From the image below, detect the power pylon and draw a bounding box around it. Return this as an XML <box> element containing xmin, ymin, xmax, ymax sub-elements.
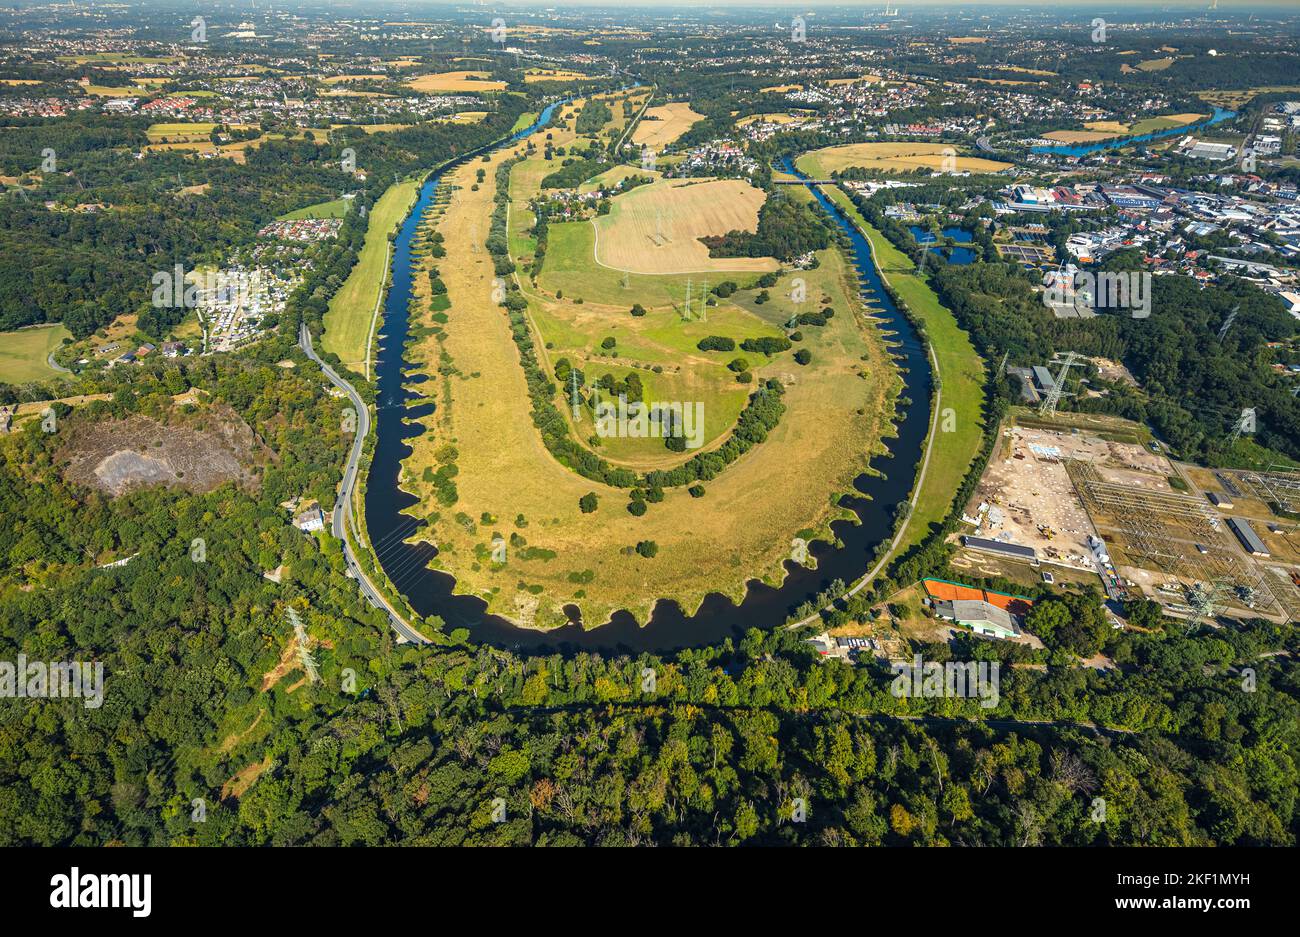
<box><xmin>285</xmin><ymin>606</ymin><xmax>319</xmax><ymax>684</ymax></box>
<box><xmin>1038</xmin><ymin>351</ymin><xmax>1079</xmax><ymax>417</ymax></box>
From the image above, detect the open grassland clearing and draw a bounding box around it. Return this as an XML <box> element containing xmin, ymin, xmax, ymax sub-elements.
<box><xmin>631</xmin><ymin>102</ymin><xmax>705</xmax><ymax>148</ymax></box>
<box><xmin>278</xmin><ymin>197</ymin><xmax>351</xmax><ymax>220</ymax></box>
<box><xmin>821</xmin><ymin>185</ymin><xmax>986</xmax><ymax>560</ymax></box>
<box><xmin>323</xmin><ymin>178</ymin><xmax>420</xmax><ymax>373</ymax></box>
<box><xmin>578</xmin><ymin>164</ymin><xmax>661</xmax><ymax>194</ymax></box>
<box><xmin>405</xmin><ymin>70</ymin><xmax>507</xmax><ymax>93</ymax></box>
<box><xmin>1198</xmin><ymin>86</ymin><xmax>1300</xmax><ymax>108</ymax></box>
<box><xmin>590</xmin><ymin>178</ymin><xmax>779</xmax><ymax>275</ymax></box>
<box><xmin>505</xmin><ymin>126</ymin><xmax>773</xmax><ymax>464</ymax></box>
<box><xmin>396</xmin><ymin>122</ymin><xmax>897</xmax><ymax>630</ymax></box>
<box><xmin>0</xmin><ymin>324</ymin><xmax>72</xmax><ymax>384</ymax></box>
<box><xmin>797</xmin><ymin>142</ymin><xmax>1011</xmax><ymax>176</ymax></box>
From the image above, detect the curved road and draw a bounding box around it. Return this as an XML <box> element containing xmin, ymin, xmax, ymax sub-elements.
<box><xmin>299</xmin><ymin>322</ymin><xmax>432</xmax><ymax>645</ymax></box>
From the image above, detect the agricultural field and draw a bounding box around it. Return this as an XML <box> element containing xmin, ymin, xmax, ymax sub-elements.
<box><xmin>145</xmin><ymin>122</ymin><xmax>217</xmax><ymax>142</ymax></box>
<box><xmin>0</xmin><ymin>324</ymin><xmax>73</xmax><ymax>384</ymax></box>
<box><xmin>404</xmin><ymin>70</ymin><xmax>507</xmax><ymax>93</ymax></box>
<box><xmin>590</xmin><ymin>178</ymin><xmax>780</xmax><ymax>275</ymax></box>
<box><xmin>736</xmin><ymin>112</ymin><xmax>803</xmax><ymax>127</ymax></box>
<box><xmin>322</xmin><ymin>178</ymin><xmax>420</xmax><ymax>374</ymax></box>
<box><xmin>797</xmin><ymin>142</ymin><xmax>1011</xmax><ymax>176</ymax></box>
<box><xmin>631</xmin><ymin>102</ymin><xmax>705</xmax><ymax>148</ymax></box>
<box><xmin>396</xmin><ymin>95</ymin><xmax>899</xmax><ymax>630</ymax></box>
<box><xmin>524</xmin><ymin>68</ymin><xmax>594</xmax><ymax>83</ymax></box>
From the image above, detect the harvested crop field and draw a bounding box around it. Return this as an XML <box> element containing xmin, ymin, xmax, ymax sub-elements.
<box><xmin>58</xmin><ymin>405</ymin><xmax>263</xmax><ymax>496</ymax></box>
<box><xmin>631</xmin><ymin>102</ymin><xmax>704</xmax><ymax>148</ymax></box>
<box><xmin>591</xmin><ymin>178</ymin><xmax>779</xmax><ymax>275</ymax></box>
<box><xmin>404</xmin><ymin>70</ymin><xmax>506</xmax><ymax>92</ymax></box>
<box><xmin>799</xmin><ymin>143</ymin><xmax>1011</xmax><ymax>176</ymax></box>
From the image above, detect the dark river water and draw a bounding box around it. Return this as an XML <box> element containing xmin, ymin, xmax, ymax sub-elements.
<box><xmin>361</xmin><ymin>124</ymin><xmax>934</xmax><ymax>653</ymax></box>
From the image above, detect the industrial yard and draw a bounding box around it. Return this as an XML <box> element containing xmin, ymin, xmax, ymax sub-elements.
<box><xmin>958</xmin><ymin>409</ymin><xmax>1300</xmax><ymax>624</ymax></box>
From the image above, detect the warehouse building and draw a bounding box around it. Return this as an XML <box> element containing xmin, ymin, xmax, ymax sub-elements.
<box><xmin>1227</xmin><ymin>517</ymin><xmax>1270</xmax><ymax>557</ymax></box>
<box><xmin>961</xmin><ymin>536</ymin><xmax>1037</xmax><ymax>561</ymax></box>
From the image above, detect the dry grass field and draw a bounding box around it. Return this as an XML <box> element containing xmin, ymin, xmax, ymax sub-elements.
<box><xmin>799</xmin><ymin>142</ymin><xmax>1011</xmax><ymax>176</ymax></box>
<box><xmin>736</xmin><ymin>112</ymin><xmax>803</xmax><ymax>127</ymax></box>
<box><xmin>524</xmin><ymin>68</ymin><xmax>593</xmax><ymax>83</ymax></box>
<box><xmin>1043</xmin><ymin>129</ymin><xmax>1124</xmax><ymax>143</ymax></box>
<box><xmin>631</xmin><ymin>102</ymin><xmax>705</xmax><ymax>148</ymax></box>
<box><xmin>392</xmin><ymin>93</ymin><xmax>898</xmax><ymax>630</ymax></box>
<box><xmin>591</xmin><ymin>179</ymin><xmax>779</xmax><ymax>275</ymax></box>
<box><xmin>404</xmin><ymin>70</ymin><xmax>507</xmax><ymax>93</ymax></box>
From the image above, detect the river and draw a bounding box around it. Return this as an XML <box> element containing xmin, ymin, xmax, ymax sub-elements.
<box><xmin>1031</xmin><ymin>106</ymin><xmax>1237</xmax><ymax>157</ymax></box>
<box><xmin>361</xmin><ymin>120</ymin><xmax>934</xmax><ymax>653</ymax></box>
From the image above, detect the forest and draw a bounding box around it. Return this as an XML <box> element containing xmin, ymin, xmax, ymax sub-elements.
<box><xmin>0</xmin><ymin>330</ymin><xmax>1296</xmax><ymax>845</ymax></box>
<box><xmin>0</xmin><ymin>102</ymin><xmax>526</xmax><ymax>338</ymax></box>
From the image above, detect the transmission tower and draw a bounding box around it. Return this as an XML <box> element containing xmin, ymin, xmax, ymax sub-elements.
<box><xmin>1217</xmin><ymin>305</ymin><xmax>1239</xmax><ymax>342</ymax></box>
<box><xmin>570</xmin><ymin>369</ymin><xmax>582</xmax><ymax>420</ymax></box>
<box><xmin>1186</xmin><ymin>578</ymin><xmax>1231</xmax><ymax>628</ymax></box>
<box><xmin>996</xmin><ymin>350</ymin><xmax>1009</xmax><ymax>380</ymax></box>
<box><xmin>1229</xmin><ymin>407</ymin><xmax>1256</xmax><ymax>444</ymax></box>
<box><xmin>1038</xmin><ymin>351</ymin><xmax>1079</xmax><ymax>417</ymax></box>
<box><xmin>284</xmin><ymin>606</ymin><xmax>319</xmax><ymax>684</ymax></box>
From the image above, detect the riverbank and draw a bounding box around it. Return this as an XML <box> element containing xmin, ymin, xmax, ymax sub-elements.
<box><xmin>820</xmin><ymin>184</ymin><xmax>987</xmax><ymax>563</ymax></box>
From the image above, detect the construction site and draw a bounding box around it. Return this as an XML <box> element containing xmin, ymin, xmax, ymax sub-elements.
<box><xmin>958</xmin><ymin>405</ymin><xmax>1300</xmax><ymax>625</ymax></box>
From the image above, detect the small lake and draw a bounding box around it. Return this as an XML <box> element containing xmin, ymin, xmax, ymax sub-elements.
<box><xmin>909</xmin><ymin>225</ymin><xmax>976</xmax><ymax>265</ymax></box>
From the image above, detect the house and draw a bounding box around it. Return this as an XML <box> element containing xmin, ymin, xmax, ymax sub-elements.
<box><xmin>293</xmin><ymin>502</ymin><xmax>326</xmax><ymax>533</ymax></box>
<box><xmin>1206</xmin><ymin>491</ymin><xmax>1233</xmax><ymax>509</ymax></box>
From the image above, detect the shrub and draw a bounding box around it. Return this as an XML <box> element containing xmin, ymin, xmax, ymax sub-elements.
<box><xmin>697</xmin><ymin>335</ymin><xmax>736</xmax><ymax>352</ymax></box>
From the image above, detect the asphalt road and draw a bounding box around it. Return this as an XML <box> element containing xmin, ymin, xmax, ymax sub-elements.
<box><xmin>299</xmin><ymin>323</ymin><xmax>431</xmax><ymax>645</ymax></box>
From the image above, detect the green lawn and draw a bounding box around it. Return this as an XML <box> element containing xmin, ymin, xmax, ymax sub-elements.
<box><xmin>821</xmin><ymin>185</ymin><xmax>987</xmax><ymax>558</ymax></box>
<box><xmin>279</xmin><ymin>197</ymin><xmax>352</xmax><ymax>221</ymax></box>
<box><xmin>323</xmin><ymin>179</ymin><xmax>420</xmax><ymax>374</ymax></box>
<box><xmin>511</xmin><ymin>112</ymin><xmax>539</xmax><ymax>134</ymax></box>
<box><xmin>0</xmin><ymin>323</ymin><xmax>73</xmax><ymax>384</ymax></box>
